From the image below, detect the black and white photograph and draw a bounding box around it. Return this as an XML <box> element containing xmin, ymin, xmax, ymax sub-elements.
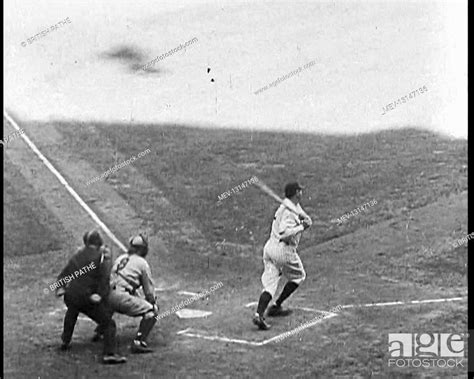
<box><xmin>3</xmin><ymin>0</ymin><xmax>468</xmax><ymax>377</ymax></box>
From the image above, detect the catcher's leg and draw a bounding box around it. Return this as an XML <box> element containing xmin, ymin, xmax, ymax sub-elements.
<box><xmin>110</xmin><ymin>291</ymin><xmax>158</xmax><ymax>354</ymax></box>
<box><xmin>136</xmin><ymin>311</ymin><xmax>157</xmax><ymax>342</ymax></box>
<box><xmin>131</xmin><ymin>306</ymin><xmax>158</xmax><ymax>354</ymax></box>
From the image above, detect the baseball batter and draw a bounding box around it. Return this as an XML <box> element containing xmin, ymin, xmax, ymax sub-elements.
<box><xmin>253</xmin><ymin>182</ymin><xmax>312</xmax><ymax>330</ymax></box>
<box><xmin>107</xmin><ymin>234</ymin><xmax>159</xmax><ymax>353</ymax></box>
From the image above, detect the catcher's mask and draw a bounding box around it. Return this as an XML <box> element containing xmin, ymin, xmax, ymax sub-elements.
<box><xmin>83</xmin><ymin>230</ymin><xmax>104</xmax><ymax>248</ymax></box>
<box><xmin>129</xmin><ymin>233</ymin><xmax>149</xmax><ymax>257</ymax></box>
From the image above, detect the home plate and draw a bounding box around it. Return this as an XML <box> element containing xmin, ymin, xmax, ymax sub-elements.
<box><xmin>175</xmin><ymin>309</ymin><xmax>213</xmax><ymax>319</ymax></box>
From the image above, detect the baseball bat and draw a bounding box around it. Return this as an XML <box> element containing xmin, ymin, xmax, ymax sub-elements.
<box><xmin>253</xmin><ymin>177</ymin><xmax>305</xmax><ymax>218</ymax></box>
<box><xmin>253</xmin><ymin>177</ymin><xmax>329</xmax><ymax>227</ymax></box>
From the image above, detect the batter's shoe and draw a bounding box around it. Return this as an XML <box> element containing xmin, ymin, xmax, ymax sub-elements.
<box><xmin>131</xmin><ymin>340</ymin><xmax>154</xmax><ymax>354</ymax></box>
<box><xmin>252</xmin><ymin>314</ymin><xmax>271</xmax><ymax>330</ymax></box>
<box><xmin>102</xmin><ymin>354</ymin><xmax>127</xmax><ymax>364</ymax></box>
<box><xmin>267</xmin><ymin>304</ymin><xmax>293</xmax><ymax>317</ymax></box>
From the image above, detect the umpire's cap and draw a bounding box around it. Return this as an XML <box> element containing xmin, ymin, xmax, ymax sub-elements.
<box><xmin>83</xmin><ymin>230</ymin><xmax>104</xmax><ymax>247</ymax></box>
<box><xmin>284</xmin><ymin>182</ymin><xmax>304</xmax><ymax>198</ymax></box>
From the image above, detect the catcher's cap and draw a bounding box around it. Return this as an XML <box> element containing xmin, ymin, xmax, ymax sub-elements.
<box><xmin>129</xmin><ymin>234</ymin><xmax>148</xmax><ymax>248</ymax></box>
<box><xmin>284</xmin><ymin>182</ymin><xmax>304</xmax><ymax>198</ymax></box>
<box><xmin>83</xmin><ymin>230</ymin><xmax>104</xmax><ymax>247</ymax></box>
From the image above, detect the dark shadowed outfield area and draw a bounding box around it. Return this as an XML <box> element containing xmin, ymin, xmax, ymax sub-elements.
<box><xmin>3</xmin><ymin>118</ymin><xmax>467</xmax><ymax>378</ymax></box>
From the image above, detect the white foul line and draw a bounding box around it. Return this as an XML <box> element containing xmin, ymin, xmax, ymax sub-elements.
<box><xmin>3</xmin><ymin>111</ymin><xmax>127</xmax><ymax>253</ymax></box>
<box><xmin>178</xmin><ymin>330</ymin><xmax>262</xmax><ymax>346</ymax></box>
<box><xmin>258</xmin><ymin>313</ymin><xmax>338</xmax><ymax>345</ymax></box>
<box><xmin>246</xmin><ymin>296</ymin><xmax>466</xmax><ymax>312</ymax></box>
<box><xmin>340</xmin><ymin>296</ymin><xmax>466</xmax><ymax>309</ymax></box>
<box><xmin>178</xmin><ymin>291</ymin><xmax>200</xmax><ymax>297</ymax></box>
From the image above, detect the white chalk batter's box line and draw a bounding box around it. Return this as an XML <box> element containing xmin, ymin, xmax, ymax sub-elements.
<box><xmin>178</xmin><ymin>311</ymin><xmax>338</xmax><ymax>347</ymax></box>
<box><xmin>177</xmin><ymin>296</ymin><xmax>466</xmax><ymax>346</ymax></box>
<box><xmin>177</xmin><ymin>304</ymin><xmax>338</xmax><ymax>346</ymax></box>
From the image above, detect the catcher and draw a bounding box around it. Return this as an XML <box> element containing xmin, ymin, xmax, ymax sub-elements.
<box><xmin>252</xmin><ymin>182</ymin><xmax>312</xmax><ymax>330</ymax></box>
<box><xmin>106</xmin><ymin>234</ymin><xmax>159</xmax><ymax>353</ymax></box>
<box><xmin>56</xmin><ymin>230</ymin><xmax>126</xmax><ymax>364</ymax></box>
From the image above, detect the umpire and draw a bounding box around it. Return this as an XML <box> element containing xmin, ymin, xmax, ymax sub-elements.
<box><xmin>55</xmin><ymin>230</ymin><xmax>127</xmax><ymax>364</ymax></box>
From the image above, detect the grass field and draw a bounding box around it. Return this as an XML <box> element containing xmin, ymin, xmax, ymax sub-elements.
<box><xmin>3</xmin><ymin>116</ymin><xmax>467</xmax><ymax>378</ymax></box>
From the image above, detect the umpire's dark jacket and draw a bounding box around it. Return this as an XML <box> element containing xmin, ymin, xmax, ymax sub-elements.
<box><xmin>57</xmin><ymin>246</ymin><xmax>111</xmax><ymax>302</ymax></box>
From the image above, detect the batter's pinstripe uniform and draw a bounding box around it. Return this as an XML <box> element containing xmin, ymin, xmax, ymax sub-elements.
<box><xmin>253</xmin><ymin>182</ymin><xmax>312</xmax><ymax>330</ymax></box>
<box><xmin>261</xmin><ymin>198</ymin><xmax>311</xmax><ymax>296</ymax></box>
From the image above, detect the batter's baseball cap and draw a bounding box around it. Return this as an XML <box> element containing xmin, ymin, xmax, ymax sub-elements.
<box><xmin>284</xmin><ymin>182</ymin><xmax>304</xmax><ymax>198</ymax></box>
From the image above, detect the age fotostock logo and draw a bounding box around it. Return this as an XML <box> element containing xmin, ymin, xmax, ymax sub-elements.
<box><xmin>388</xmin><ymin>333</ymin><xmax>467</xmax><ymax>368</ymax></box>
